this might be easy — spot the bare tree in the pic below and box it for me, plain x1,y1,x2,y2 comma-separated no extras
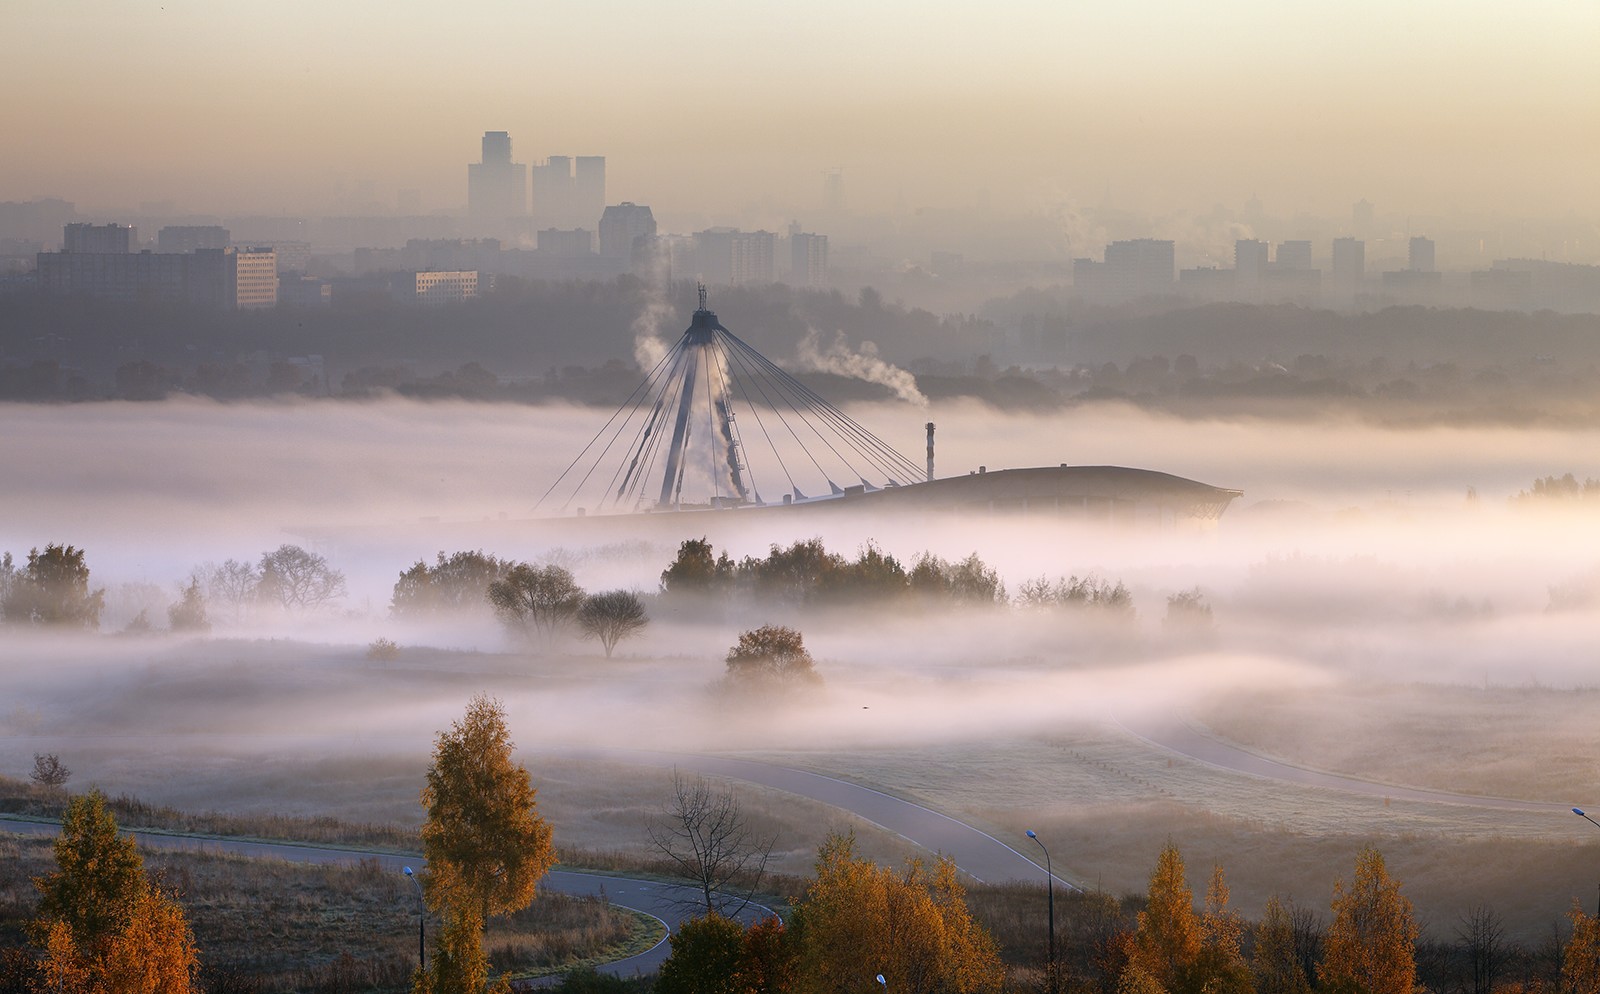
488,562,584,643
1457,904,1505,994
198,559,261,623
30,752,70,788
646,771,775,917
256,545,346,611
576,590,649,658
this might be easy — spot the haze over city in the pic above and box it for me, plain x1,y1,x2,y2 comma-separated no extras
5,0,1597,226
5,2,1600,992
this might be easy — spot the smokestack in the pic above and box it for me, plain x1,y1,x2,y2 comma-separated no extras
925,422,935,483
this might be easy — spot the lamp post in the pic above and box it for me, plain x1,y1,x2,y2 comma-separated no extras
403,866,425,972
1026,830,1056,994
1575,809,1600,916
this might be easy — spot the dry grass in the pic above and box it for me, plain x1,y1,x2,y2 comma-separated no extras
0,833,654,992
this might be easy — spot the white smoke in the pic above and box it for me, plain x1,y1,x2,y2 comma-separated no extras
631,244,676,370
792,328,928,407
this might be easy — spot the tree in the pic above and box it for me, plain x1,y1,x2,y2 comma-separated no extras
392,550,510,617
792,832,1003,994
577,590,649,658
488,563,584,643
1131,845,1201,992
167,578,210,633
30,753,70,788
31,790,200,994
1319,849,1418,994
1457,904,1505,994
1,543,104,628
1564,903,1600,994
725,625,821,689
655,914,749,994
660,538,731,596
1253,897,1311,994
646,772,775,917
196,559,261,623
256,544,346,611
419,695,555,994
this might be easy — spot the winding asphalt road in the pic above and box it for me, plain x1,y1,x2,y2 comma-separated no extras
0,815,767,978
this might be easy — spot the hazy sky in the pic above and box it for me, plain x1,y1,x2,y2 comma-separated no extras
4,0,1597,219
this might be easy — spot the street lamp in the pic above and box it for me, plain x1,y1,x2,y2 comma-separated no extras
1026,830,1056,994
1575,809,1600,916
403,866,425,972
876,974,887,992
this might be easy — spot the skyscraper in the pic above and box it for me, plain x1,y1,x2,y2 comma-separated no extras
1332,237,1365,288
1409,236,1436,273
598,202,656,261
467,131,527,233
1235,239,1269,286
533,156,606,230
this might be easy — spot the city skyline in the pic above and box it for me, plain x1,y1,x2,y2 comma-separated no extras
3,0,1596,225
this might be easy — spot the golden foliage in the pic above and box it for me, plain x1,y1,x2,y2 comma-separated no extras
418,694,556,994
30,792,199,994
1563,903,1600,994
1318,849,1418,994
1133,845,1201,990
793,832,1003,994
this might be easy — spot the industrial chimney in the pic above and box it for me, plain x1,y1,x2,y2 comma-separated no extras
925,422,935,483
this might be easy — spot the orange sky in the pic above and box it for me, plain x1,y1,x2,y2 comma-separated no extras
3,0,1596,221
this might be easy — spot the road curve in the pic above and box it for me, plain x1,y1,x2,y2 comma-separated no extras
1114,714,1575,814
0,816,769,978
568,749,1069,889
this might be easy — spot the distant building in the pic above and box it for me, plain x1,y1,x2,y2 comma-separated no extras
598,203,657,262
1234,239,1269,287
37,239,275,308
399,270,478,305
1072,239,1174,302
789,231,829,287
65,223,134,254
1178,266,1234,301
1409,236,1436,273
1331,237,1365,288
1275,240,1312,272
695,228,774,286
537,228,594,256
467,131,528,233
158,225,229,253
1469,269,1534,310
533,155,605,231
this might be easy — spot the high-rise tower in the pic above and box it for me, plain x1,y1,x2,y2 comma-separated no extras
467,131,527,233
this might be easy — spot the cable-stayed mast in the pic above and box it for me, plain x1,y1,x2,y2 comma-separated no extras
538,286,923,514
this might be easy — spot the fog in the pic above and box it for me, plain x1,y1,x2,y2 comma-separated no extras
4,395,1599,930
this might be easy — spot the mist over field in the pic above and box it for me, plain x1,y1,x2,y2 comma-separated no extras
4,395,1600,936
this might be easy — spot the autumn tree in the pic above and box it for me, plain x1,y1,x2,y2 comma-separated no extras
488,563,585,643
1564,903,1600,994
577,589,649,658
1253,897,1311,994
418,694,555,994
1318,849,1418,994
256,544,346,611
646,772,775,916
725,625,821,690
1,543,104,628
655,914,749,994
31,790,199,993
1131,844,1201,992
196,558,260,623
792,832,1003,994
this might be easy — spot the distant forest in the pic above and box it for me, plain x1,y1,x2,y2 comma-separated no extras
2,277,1599,424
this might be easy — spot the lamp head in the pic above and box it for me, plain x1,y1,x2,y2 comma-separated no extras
404,866,415,877
1026,830,1037,839
1577,808,1588,817
876,976,886,987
